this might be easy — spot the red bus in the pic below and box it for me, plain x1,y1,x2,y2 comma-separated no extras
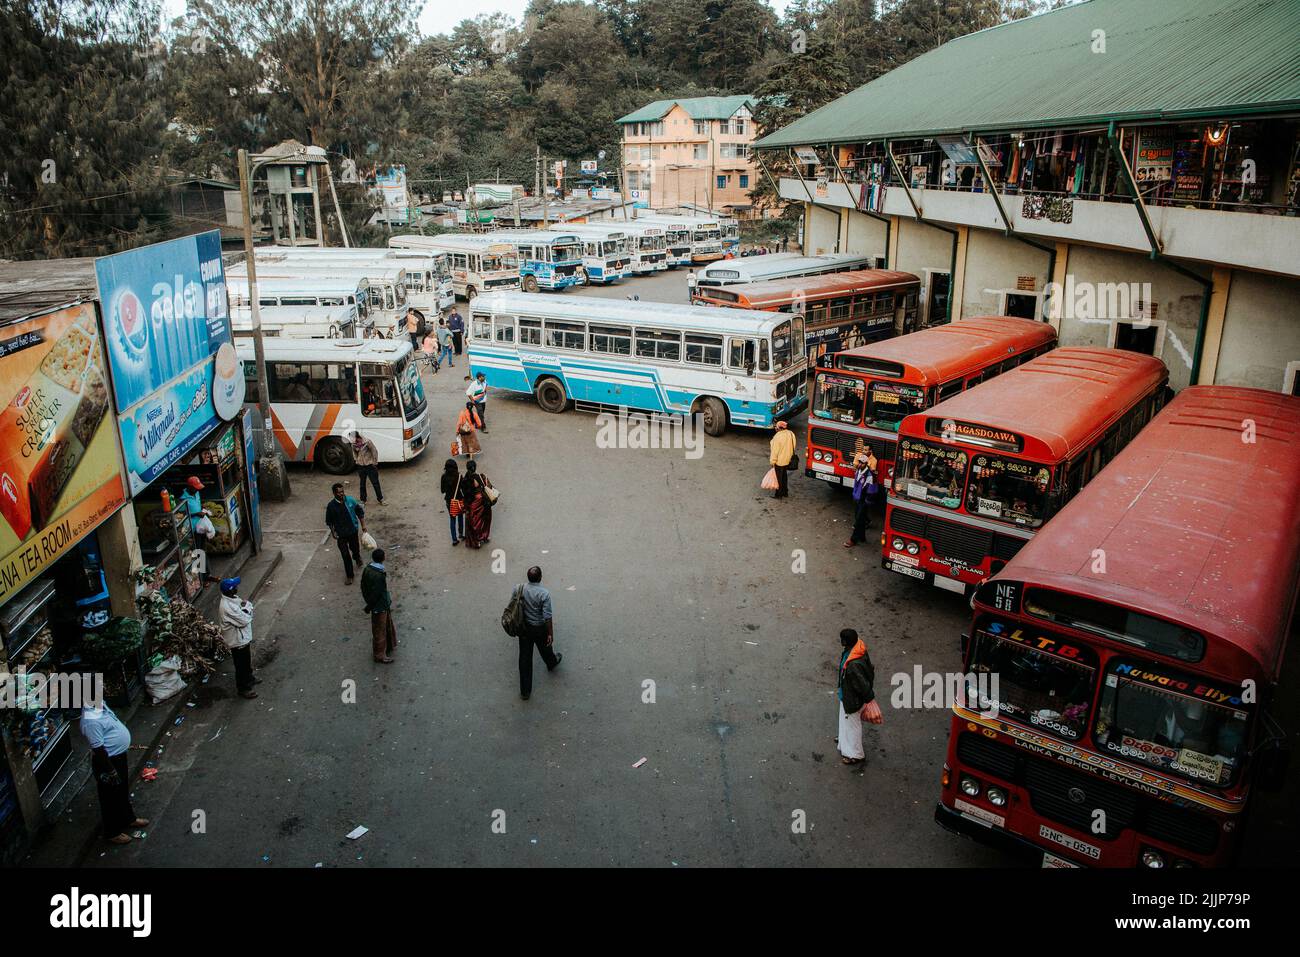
885,348,1168,594
805,316,1057,493
937,385,1300,867
691,269,920,364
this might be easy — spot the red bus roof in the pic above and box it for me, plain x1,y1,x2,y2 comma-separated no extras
985,386,1300,678
827,315,1056,385
900,347,1168,461
718,268,919,309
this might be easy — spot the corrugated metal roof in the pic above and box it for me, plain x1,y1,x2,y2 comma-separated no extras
755,0,1300,148
618,95,754,124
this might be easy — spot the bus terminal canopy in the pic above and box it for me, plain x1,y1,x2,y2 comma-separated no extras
753,0,1300,150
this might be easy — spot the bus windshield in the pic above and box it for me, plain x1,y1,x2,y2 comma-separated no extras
553,245,579,262
1094,664,1248,788
483,254,517,272
969,626,1096,741
601,241,619,256
813,373,865,424
966,455,1053,527
897,439,967,508
867,382,926,431
771,317,804,372
396,355,426,420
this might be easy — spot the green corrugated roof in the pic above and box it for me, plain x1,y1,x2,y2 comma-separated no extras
618,95,754,125
755,0,1300,149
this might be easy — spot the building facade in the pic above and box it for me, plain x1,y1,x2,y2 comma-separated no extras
618,96,760,217
756,0,1300,395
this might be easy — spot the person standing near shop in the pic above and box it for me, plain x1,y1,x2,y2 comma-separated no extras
351,431,384,506
516,566,561,700
80,700,149,844
325,482,366,585
360,547,397,664
768,421,796,499
448,308,465,355
836,628,882,767
219,577,258,699
466,372,488,432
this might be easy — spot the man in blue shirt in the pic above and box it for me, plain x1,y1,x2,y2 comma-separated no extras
517,565,561,700
80,700,149,844
325,482,367,584
448,308,465,355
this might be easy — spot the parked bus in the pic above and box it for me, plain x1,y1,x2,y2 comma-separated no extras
388,234,520,301
806,316,1057,492
226,276,374,335
236,337,431,473
230,302,358,339
479,230,584,292
696,269,922,363
251,246,455,312
693,252,877,292
632,215,692,267
466,291,808,435
568,221,667,275
558,227,631,284
720,217,740,256
885,347,1168,593
937,385,1300,868
645,212,723,263
229,261,408,337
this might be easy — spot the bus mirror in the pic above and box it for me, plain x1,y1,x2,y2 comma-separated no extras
1256,743,1290,792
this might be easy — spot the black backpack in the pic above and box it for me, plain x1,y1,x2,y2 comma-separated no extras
501,585,526,637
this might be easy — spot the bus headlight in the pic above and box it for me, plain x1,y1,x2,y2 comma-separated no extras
986,787,1007,807
959,776,980,798
891,537,905,552
403,427,414,440
905,541,920,555
1140,848,1166,868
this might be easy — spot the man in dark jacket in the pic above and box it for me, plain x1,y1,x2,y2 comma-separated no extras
837,628,882,766
360,548,396,663
325,483,366,584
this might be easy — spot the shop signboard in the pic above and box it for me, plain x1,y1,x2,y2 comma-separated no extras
1135,132,1174,183
0,302,127,606
94,231,235,495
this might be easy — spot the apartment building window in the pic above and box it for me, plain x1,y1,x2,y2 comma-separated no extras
627,121,662,137
718,120,730,135
739,174,749,188
719,143,750,160
694,120,708,135
717,175,728,189
693,144,708,161
733,118,746,136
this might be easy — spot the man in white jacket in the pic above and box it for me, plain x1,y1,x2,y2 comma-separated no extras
219,577,258,699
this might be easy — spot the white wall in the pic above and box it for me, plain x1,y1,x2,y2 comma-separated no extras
960,228,1053,319
1215,271,1300,391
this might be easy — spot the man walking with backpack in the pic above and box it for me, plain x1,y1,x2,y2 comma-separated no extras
505,566,562,700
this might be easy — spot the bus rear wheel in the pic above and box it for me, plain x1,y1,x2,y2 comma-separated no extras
522,275,539,293
696,396,728,437
316,437,354,475
535,377,569,414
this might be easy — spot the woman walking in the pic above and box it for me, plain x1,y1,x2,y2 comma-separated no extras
441,458,465,546
462,460,495,549
453,401,482,459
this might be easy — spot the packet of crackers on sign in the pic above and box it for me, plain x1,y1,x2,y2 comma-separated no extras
0,309,111,539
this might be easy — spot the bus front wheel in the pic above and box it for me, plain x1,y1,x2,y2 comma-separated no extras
316,437,355,475
697,396,727,437
535,377,569,414
522,275,539,293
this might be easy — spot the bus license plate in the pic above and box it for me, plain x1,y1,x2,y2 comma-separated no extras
1042,851,1081,869
813,471,841,484
888,562,924,579
933,575,965,594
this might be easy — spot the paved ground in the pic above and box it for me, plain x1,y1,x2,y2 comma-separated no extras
58,267,1298,868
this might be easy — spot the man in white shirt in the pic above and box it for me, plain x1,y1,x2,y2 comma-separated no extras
219,577,259,699
466,372,489,433
80,700,149,844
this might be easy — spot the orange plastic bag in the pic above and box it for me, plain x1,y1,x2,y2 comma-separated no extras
760,467,779,491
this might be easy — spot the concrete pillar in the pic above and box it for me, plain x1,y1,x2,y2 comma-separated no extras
887,215,900,270
951,226,969,323
1047,241,1071,333
1197,267,1233,385
96,506,143,620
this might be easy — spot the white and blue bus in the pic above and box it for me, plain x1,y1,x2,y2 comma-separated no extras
480,230,584,292
565,221,667,275
565,229,631,284
631,215,692,267
637,213,723,263
467,292,808,435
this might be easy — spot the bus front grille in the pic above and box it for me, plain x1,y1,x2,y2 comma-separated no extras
809,427,894,463
992,535,1027,561
955,733,1220,856
887,505,927,539
927,517,992,565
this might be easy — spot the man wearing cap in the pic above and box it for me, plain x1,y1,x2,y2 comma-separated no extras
769,421,797,499
466,372,488,433
218,578,258,699
351,431,384,506
180,476,211,544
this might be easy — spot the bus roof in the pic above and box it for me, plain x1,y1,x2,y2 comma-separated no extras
479,230,583,245
902,347,1168,462
472,291,793,335
985,386,1300,678
549,223,628,238
231,261,406,282
234,337,413,363
249,247,446,262
697,253,875,285
230,303,355,320
722,268,919,308
389,234,516,254
226,276,367,294
829,315,1055,384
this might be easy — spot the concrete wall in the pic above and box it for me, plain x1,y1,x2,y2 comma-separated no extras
805,204,841,255
843,210,888,262
1057,246,1208,392
960,228,1053,319
1214,271,1300,391
893,218,955,277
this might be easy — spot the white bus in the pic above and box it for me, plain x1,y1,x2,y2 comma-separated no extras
466,292,809,435
388,234,520,301
229,261,409,337
564,222,666,275
231,302,358,339
691,252,877,298
478,230,584,292
636,213,723,264
226,276,375,336
251,247,455,313
237,337,431,473
629,216,692,267
552,228,630,284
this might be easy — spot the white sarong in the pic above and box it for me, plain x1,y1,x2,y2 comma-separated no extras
837,700,864,760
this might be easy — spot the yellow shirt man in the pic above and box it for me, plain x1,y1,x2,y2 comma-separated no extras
769,423,797,466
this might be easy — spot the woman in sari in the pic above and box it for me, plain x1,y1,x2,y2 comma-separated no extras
453,401,482,459
462,460,494,548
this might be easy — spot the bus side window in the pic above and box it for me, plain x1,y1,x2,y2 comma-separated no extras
938,379,963,401
728,337,756,374
518,317,542,346
269,362,315,403
244,361,261,404
360,362,399,418
471,315,493,341
494,314,516,344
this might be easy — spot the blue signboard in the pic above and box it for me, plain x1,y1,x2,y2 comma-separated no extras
95,232,234,494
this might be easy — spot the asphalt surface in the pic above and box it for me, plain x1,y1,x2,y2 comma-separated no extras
71,268,1297,868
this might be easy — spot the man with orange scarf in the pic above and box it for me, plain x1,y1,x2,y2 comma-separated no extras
837,629,882,766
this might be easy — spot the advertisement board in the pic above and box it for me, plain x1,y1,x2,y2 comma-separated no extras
0,302,127,605
94,231,236,495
